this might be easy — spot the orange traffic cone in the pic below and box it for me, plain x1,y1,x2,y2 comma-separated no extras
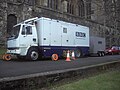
66,50,71,61
72,50,76,60
3,54,12,61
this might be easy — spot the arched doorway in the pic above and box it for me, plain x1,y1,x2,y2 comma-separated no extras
7,14,17,35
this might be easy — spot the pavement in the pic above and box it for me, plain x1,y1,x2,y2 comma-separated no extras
0,55,120,79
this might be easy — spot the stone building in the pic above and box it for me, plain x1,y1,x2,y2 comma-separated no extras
0,0,120,47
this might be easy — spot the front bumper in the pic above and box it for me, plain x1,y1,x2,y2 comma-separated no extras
7,48,20,55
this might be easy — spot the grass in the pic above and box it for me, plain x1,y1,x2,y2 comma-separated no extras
50,70,120,90
0,48,6,55
0,48,6,54
0,48,6,59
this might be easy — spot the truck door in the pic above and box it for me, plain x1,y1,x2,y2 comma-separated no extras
61,26,69,46
19,25,37,55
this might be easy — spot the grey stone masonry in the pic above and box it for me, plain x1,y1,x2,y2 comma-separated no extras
0,0,120,47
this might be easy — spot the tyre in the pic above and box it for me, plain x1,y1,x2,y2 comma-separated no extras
98,52,102,57
26,48,39,60
102,52,105,56
75,49,82,58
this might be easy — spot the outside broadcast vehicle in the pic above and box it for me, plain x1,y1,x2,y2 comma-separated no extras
7,17,89,60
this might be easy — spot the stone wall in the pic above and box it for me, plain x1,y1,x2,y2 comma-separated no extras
0,1,7,47
0,0,120,47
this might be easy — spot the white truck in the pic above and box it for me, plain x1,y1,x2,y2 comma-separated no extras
7,17,90,60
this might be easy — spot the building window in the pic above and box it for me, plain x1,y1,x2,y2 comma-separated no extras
67,2,74,14
47,0,58,10
24,0,35,5
86,2,91,19
22,26,32,35
78,0,85,17
61,0,68,12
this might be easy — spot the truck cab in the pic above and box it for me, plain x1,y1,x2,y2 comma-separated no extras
7,18,38,60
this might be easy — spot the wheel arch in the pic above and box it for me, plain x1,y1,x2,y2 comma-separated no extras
75,48,83,58
26,46,40,60
27,46,39,55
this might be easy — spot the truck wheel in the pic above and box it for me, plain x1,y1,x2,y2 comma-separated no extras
27,48,39,60
98,52,103,57
98,52,101,57
102,52,105,56
75,49,81,58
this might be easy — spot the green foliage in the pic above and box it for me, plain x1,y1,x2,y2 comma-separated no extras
0,48,6,54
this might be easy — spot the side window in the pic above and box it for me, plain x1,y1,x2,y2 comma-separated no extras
22,25,26,35
26,26,32,35
21,26,32,35
63,27,67,33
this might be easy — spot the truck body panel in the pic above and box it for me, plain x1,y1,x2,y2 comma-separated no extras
37,17,89,47
90,36,105,56
36,17,89,57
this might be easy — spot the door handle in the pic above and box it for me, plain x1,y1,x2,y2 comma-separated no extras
33,38,36,42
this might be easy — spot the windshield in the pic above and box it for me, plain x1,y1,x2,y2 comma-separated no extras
9,25,21,39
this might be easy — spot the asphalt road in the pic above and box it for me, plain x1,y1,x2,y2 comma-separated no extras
0,55,120,78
